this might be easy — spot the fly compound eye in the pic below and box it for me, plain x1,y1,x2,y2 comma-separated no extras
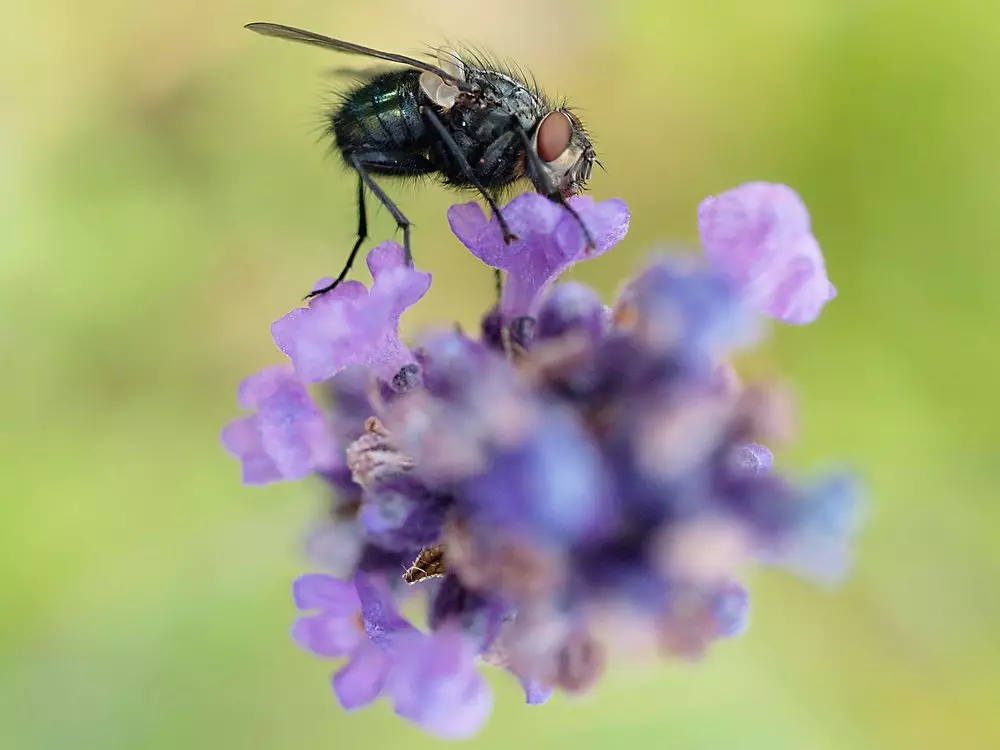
536,111,573,163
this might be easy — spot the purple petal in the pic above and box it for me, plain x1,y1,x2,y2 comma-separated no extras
332,640,393,710
712,581,750,638
448,194,629,319
535,282,609,344
517,675,554,705
292,611,364,658
698,182,836,325
220,416,281,485
613,258,755,359
552,196,630,260
292,574,360,613
221,366,337,484
270,282,366,382
271,243,431,382
732,443,774,477
770,472,863,586
449,194,563,269
388,628,493,740
365,243,423,297
354,571,418,647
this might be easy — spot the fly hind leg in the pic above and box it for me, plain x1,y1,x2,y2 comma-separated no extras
306,151,434,299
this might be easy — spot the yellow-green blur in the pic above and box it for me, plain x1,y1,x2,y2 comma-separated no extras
2,1,998,748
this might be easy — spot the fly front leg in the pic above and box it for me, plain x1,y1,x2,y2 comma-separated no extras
422,106,519,245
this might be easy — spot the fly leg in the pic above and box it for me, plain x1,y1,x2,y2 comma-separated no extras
307,151,433,299
306,174,366,299
422,107,518,244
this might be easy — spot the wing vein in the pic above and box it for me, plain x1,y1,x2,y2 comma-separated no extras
246,23,476,92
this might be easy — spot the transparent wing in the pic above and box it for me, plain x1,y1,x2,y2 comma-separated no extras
246,23,474,91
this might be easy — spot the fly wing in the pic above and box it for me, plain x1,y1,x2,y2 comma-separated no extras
246,23,475,91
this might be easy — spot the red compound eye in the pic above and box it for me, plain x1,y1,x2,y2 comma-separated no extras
537,111,572,162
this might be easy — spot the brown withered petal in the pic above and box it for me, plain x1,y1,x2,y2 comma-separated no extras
403,544,447,583
345,417,414,489
657,591,717,661
555,628,606,693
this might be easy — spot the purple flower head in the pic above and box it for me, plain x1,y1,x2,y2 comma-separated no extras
221,366,337,485
698,182,836,324
449,193,630,319
271,242,431,382
225,187,862,738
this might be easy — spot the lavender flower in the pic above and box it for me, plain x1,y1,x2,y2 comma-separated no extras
292,571,491,734
698,182,837,324
291,572,404,709
271,242,431,382
223,185,860,739
449,194,630,319
221,366,338,484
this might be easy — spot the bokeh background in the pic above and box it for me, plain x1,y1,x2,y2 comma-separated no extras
3,0,998,748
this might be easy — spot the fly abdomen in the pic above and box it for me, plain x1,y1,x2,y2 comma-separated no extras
331,69,428,169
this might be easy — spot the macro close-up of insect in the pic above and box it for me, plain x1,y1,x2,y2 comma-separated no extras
16,3,1000,748
246,22,599,298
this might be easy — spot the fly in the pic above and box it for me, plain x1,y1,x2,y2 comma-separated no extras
246,22,599,298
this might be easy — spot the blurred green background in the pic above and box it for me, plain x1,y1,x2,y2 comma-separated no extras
3,0,998,748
